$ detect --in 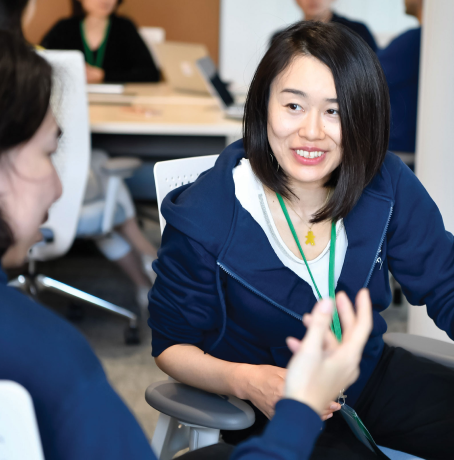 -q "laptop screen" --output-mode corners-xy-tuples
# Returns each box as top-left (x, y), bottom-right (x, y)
(197, 56), (235, 107)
